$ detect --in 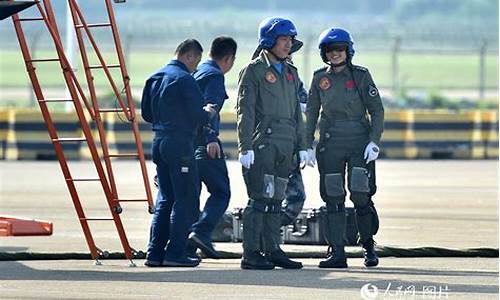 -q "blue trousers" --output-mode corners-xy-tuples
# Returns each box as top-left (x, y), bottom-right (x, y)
(147, 135), (200, 262)
(190, 147), (231, 242)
